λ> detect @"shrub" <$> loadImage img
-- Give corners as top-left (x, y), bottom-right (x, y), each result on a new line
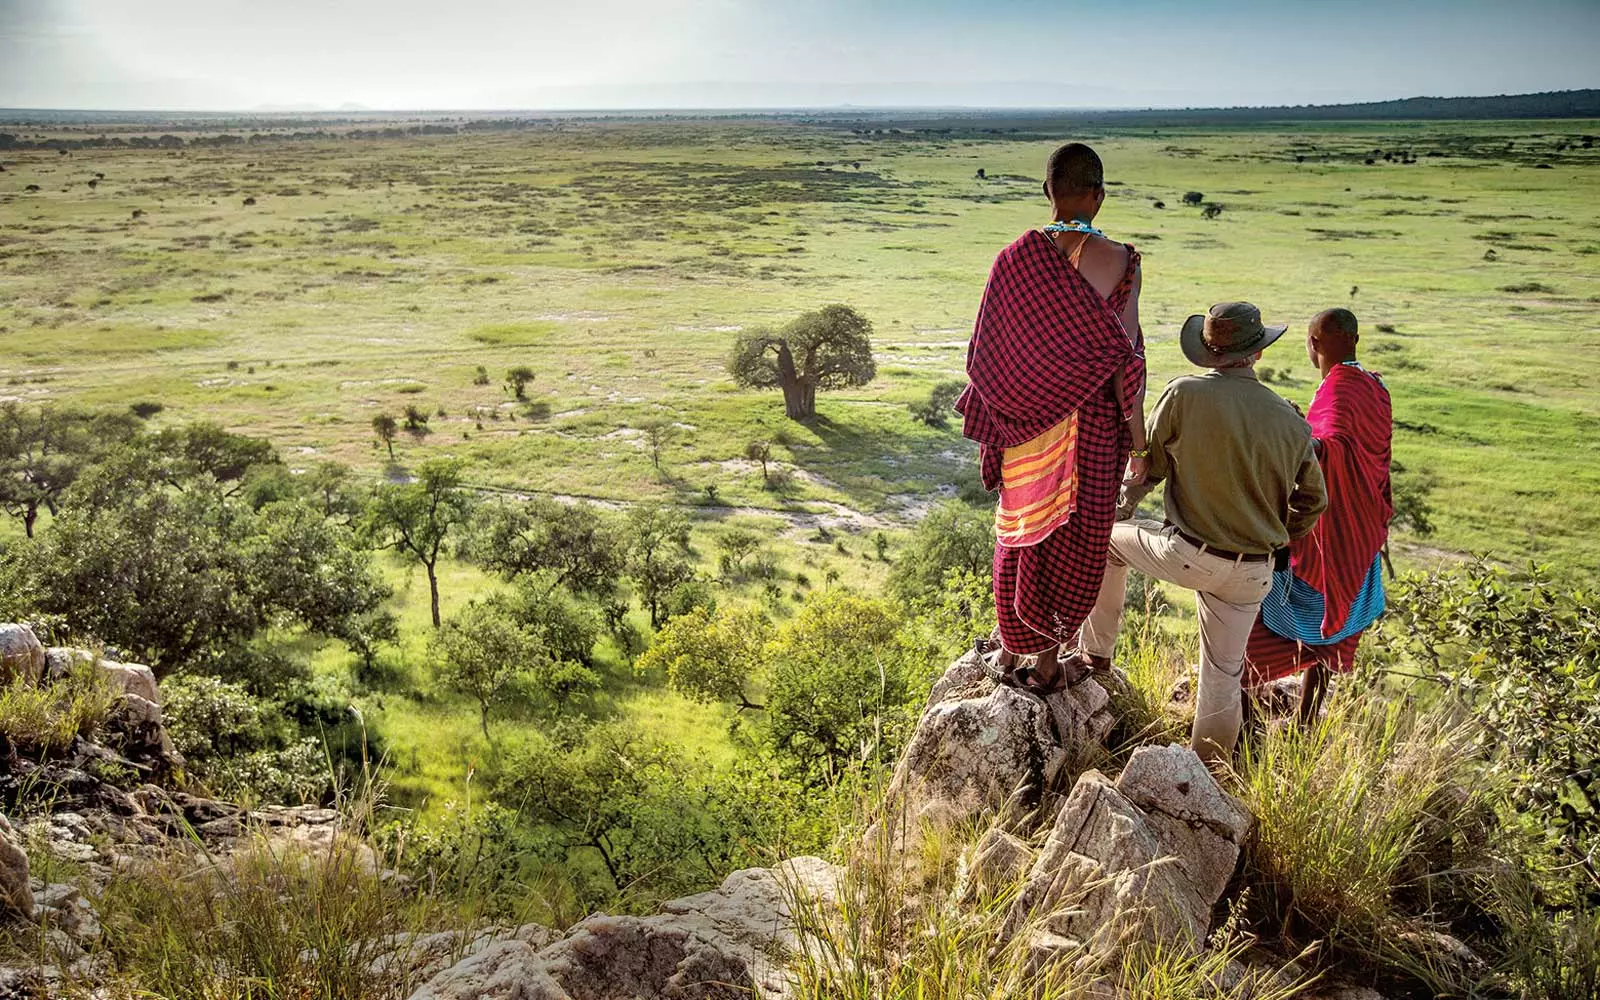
top-left (0, 661), bottom-right (119, 756)
top-left (907, 380), bottom-right (965, 427)
top-left (163, 674), bottom-right (328, 803)
top-left (1376, 563), bottom-right (1600, 877)
top-left (888, 502), bottom-right (994, 604)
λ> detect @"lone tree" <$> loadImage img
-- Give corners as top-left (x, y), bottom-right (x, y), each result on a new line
top-left (372, 414), bottom-right (398, 459)
top-left (744, 439), bottom-right (773, 482)
top-left (432, 596), bottom-right (538, 741)
top-left (505, 366), bottom-right (535, 400)
top-left (363, 458), bottom-right (472, 628)
top-left (729, 304), bottom-right (876, 420)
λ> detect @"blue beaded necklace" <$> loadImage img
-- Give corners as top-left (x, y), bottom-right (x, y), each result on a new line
top-left (1042, 219), bottom-right (1104, 238)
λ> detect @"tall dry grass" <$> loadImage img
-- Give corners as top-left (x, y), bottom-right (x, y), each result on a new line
top-left (783, 814), bottom-right (1312, 1000)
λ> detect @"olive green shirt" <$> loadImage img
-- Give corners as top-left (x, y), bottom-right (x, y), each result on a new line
top-left (1127, 367), bottom-right (1327, 554)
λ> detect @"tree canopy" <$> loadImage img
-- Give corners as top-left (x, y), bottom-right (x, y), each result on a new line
top-left (728, 304), bottom-right (876, 419)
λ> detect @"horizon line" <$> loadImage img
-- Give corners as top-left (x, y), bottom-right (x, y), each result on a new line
top-left (2, 87), bottom-right (1595, 118)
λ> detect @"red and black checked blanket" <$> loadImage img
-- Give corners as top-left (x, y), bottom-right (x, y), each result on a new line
top-left (956, 229), bottom-right (1141, 457)
top-left (955, 230), bottom-right (1142, 654)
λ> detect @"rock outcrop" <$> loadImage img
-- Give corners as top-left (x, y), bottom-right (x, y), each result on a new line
top-left (1001, 744), bottom-right (1251, 964)
top-left (880, 649), bottom-right (1116, 836)
top-left (0, 816), bottom-right (32, 922)
top-left (408, 857), bottom-right (840, 1000)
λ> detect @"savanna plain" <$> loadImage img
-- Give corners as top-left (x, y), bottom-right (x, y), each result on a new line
top-left (0, 112), bottom-right (1597, 997)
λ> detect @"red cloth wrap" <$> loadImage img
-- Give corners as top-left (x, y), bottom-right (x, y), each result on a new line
top-left (1291, 364), bottom-right (1393, 634)
top-left (955, 230), bottom-right (1142, 655)
top-left (956, 230), bottom-right (1140, 461)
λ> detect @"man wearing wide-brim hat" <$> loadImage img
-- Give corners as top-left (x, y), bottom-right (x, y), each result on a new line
top-left (1068, 301), bottom-right (1329, 769)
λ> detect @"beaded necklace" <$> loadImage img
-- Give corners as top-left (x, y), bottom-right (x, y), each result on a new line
top-left (1042, 219), bottom-right (1105, 238)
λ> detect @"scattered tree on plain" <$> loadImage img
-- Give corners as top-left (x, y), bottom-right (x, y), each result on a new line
top-left (728, 304), bottom-right (877, 420)
top-left (363, 458), bottom-right (472, 628)
top-left (642, 419), bottom-right (677, 474)
top-left (907, 380), bottom-right (966, 428)
top-left (623, 503), bottom-right (696, 629)
top-left (432, 596), bottom-right (540, 740)
top-left (372, 414), bottom-right (398, 459)
top-left (637, 605), bottom-right (770, 710)
top-left (744, 439), bottom-right (773, 482)
top-left (505, 366), bottom-right (535, 400)
top-left (464, 497), bottom-right (625, 599)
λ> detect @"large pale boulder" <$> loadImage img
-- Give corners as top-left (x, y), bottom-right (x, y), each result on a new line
top-left (97, 660), bottom-right (160, 705)
top-left (880, 650), bottom-right (1117, 836)
top-left (1002, 745), bottom-right (1251, 966)
top-left (0, 625), bottom-right (44, 686)
top-left (1114, 744), bottom-right (1251, 906)
top-left (408, 857), bottom-right (839, 1000)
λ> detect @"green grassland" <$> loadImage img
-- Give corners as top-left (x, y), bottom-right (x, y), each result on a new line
top-left (3, 117), bottom-right (1595, 573)
top-left (2, 115), bottom-right (1597, 822)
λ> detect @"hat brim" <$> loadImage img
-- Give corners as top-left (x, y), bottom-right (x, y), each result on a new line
top-left (1180, 314), bottom-right (1290, 368)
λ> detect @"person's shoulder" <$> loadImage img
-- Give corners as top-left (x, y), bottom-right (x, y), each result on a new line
top-left (1080, 234), bottom-right (1131, 266)
top-left (1157, 372), bottom-right (1206, 401)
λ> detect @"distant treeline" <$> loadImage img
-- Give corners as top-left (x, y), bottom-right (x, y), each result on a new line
top-left (1, 89), bottom-right (1596, 151)
top-left (1060, 89), bottom-right (1600, 125)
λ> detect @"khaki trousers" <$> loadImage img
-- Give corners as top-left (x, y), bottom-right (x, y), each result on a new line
top-left (1079, 519), bottom-right (1274, 767)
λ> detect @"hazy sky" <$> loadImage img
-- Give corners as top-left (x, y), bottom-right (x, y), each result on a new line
top-left (3, 0), bottom-right (1597, 110)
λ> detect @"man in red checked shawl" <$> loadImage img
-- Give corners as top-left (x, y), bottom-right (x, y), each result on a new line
top-left (955, 143), bottom-right (1147, 694)
top-left (1245, 308), bottom-right (1393, 722)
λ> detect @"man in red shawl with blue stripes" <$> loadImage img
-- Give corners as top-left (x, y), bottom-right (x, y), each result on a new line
top-left (1244, 308), bottom-right (1393, 722)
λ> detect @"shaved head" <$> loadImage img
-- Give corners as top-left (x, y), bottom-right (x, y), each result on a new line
top-left (1045, 142), bottom-right (1104, 197)
top-left (1308, 308), bottom-right (1359, 373)
top-left (1314, 308), bottom-right (1359, 340)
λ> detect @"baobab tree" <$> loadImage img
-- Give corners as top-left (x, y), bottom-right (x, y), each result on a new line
top-left (728, 304), bottom-right (876, 420)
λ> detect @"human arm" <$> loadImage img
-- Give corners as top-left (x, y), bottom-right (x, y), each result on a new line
top-left (1285, 443), bottom-right (1329, 539)
top-left (1117, 262), bottom-right (1148, 484)
top-left (1116, 380), bottom-right (1173, 520)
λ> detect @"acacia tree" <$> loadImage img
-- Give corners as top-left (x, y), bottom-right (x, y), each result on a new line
top-left (372, 414), bottom-right (398, 459)
top-left (505, 366), bottom-right (535, 400)
top-left (463, 497), bottom-right (625, 599)
top-left (363, 459), bottom-right (472, 628)
top-left (432, 597), bottom-right (538, 740)
top-left (728, 304), bottom-right (877, 420)
top-left (636, 605), bottom-right (770, 711)
top-left (624, 503), bottom-right (695, 629)
top-left (0, 403), bottom-right (135, 536)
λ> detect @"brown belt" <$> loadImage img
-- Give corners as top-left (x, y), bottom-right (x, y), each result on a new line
top-left (1167, 524), bottom-right (1272, 563)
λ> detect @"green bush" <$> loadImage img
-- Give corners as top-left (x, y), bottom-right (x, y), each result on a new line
top-left (887, 501), bottom-right (993, 604)
top-left (906, 380), bottom-right (966, 428)
top-left (1376, 563), bottom-right (1600, 882)
top-left (163, 674), bottom-right (328, 803)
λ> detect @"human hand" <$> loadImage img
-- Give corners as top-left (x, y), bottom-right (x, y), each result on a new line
top-left (1124, 455), bottom-right (1149, 485)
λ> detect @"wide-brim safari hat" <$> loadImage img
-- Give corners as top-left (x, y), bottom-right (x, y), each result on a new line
top-left (1179, 301), bottom-right (1289, 368)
